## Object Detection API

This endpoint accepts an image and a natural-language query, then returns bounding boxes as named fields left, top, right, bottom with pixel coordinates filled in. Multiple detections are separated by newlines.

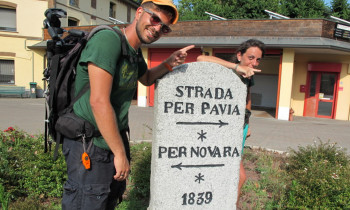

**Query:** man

left=62, top=1, right=194, bottom=209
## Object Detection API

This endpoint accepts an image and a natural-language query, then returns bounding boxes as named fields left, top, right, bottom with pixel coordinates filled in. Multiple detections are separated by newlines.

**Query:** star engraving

left=197, top=130, right=207, bottom=142
left=195, top=173, right=205, bottom=184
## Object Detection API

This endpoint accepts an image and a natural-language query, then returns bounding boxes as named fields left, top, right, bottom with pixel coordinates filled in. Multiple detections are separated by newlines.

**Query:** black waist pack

left=55, top=112, right=100, bottom=139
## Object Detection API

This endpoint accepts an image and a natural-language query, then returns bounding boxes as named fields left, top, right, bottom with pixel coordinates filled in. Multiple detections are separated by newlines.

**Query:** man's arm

left=138, top=45, right=195, bottom=86
left=197, top=55, right=261, bottom=78
left=88, top=63, right=130, bottom=181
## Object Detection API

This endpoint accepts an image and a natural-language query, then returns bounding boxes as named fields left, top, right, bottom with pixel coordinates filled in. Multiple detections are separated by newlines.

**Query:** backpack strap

left=62, top=25, right=120, bottom=112
left=110, top=27, right=145, bottom=64
left=111, top=28, right=129, bottom=59
left=66, top=26, right=128, bottom=108
left=68, top=25, right=143, bottom=107
left=53, top=132, right=63, bottom=161
left=67, top=82, right=90, bottom=111
left=65, top=25, right=142, bottom=139
left=82, top=25, right=143, bottom=65
left=48, top=54, right=61, bottom=110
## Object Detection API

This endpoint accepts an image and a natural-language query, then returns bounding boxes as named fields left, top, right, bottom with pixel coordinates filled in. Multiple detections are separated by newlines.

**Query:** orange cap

left=141, top=0, right=179, bottom=24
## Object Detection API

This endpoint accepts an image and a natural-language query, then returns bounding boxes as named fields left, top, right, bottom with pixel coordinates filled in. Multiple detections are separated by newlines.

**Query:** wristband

left=163, top=62, right=173, bottom=72
left=233, top=63, right=239, bottom=72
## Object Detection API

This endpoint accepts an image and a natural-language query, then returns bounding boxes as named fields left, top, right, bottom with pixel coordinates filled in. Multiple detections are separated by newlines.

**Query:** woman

left=197, top=39, right=266, bottom=207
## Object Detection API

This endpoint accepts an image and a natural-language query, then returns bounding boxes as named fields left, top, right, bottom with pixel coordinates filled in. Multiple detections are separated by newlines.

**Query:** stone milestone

left=148, top=62, right=247, bottom=210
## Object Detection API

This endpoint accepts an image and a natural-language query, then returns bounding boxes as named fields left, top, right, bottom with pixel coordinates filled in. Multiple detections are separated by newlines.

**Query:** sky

left=324, top=0, right=332, bottom=6
left=324, top=0, right=350, bottom=6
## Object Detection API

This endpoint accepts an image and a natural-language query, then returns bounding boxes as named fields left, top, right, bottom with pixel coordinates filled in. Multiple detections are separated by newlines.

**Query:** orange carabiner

left=81, top=134, right=92, bottom=170
left=82, top=152, right=91, bottom=170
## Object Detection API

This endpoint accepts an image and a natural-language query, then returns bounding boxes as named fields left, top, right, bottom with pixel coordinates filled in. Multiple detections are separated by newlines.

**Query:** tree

left=177, top=0, right=337, bottom=21
left=177, top=0, right=283, bottom=20
left=330, top=0, right=350, bottom=20
left=281, top=0, right=328, bottom=18
left=234, top=0, right=283, bottom=19
left=178, top=0, right=234, bottom=20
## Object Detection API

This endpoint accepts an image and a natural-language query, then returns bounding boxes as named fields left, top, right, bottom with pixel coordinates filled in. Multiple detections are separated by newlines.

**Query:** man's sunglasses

left=143, top=8, right=172, bottom=34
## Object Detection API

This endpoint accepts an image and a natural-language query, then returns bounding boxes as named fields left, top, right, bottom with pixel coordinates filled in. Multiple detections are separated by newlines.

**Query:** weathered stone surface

left=149, top=62, right=247, bottom=210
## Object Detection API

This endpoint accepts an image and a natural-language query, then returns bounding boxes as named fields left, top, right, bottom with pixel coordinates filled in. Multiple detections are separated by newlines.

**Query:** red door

left=148, top=48, right=201, bottom=106
left=304, top=72, right=338, bottom=118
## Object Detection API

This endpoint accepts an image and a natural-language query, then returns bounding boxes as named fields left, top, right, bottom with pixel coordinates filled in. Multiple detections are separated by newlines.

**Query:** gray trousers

left=61, top=136, right=129, bottom=210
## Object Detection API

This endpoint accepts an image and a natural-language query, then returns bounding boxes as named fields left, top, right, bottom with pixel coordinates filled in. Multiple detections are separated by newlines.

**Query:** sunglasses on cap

left=143, top=8, right=172, bottom=34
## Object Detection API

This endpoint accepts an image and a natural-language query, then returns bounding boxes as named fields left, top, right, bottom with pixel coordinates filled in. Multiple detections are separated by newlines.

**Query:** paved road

left=0, top=98, right=153, bottom=140
left=0, top=98, right=46, bottom=135
left=1, top=98, right=349, bottom=154
left=247, top=115, right=350, bottom=154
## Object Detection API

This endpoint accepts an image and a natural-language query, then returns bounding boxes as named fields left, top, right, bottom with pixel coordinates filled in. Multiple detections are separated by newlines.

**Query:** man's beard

left=136, top=22, right=159, bottom=44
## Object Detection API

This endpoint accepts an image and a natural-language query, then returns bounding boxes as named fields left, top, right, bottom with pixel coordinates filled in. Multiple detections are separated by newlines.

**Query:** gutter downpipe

left=32, top=52, right=34, bottom=82
left=24, top=40, right=35, bottom=82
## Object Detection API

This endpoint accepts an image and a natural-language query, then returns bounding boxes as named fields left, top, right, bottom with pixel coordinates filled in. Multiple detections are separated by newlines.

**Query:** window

left=68, top=17, right=79, bottom=26
left=0, top=60, right=15, bottom=84
left=91, top=0, right=96, bottom=9
left=109, top=2, right=116, bottom=18
left=69, top=0, right=79, bottom=7
left=0, top=7, right=16, bottom=31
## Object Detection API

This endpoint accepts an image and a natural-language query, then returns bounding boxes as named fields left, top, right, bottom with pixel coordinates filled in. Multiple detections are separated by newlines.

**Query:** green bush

left=9, top=197, right=61, bottom=210
left=117, top=142, right=152, bottom=210
left=0, top=183, right=10, bottom=210
left=2, top=127, right=350, bottom=210
left=241, top=148, right=288, bottom=209
left=0, top=128, right=66, bottom=202
left=0, top=128, right=152, bottom=209
left=285, top=141, right=350, bottom=208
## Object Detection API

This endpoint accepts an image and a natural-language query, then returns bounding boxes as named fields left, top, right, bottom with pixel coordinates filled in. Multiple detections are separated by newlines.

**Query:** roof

left=38, top=19, right=350, bottom=54
left=147, top=36, right=350, bottom=52
left=28, top=41, right=47, bottom=49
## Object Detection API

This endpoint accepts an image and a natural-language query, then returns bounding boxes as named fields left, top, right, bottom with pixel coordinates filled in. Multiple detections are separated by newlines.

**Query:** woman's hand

left=236, top=65, right=261, bottom=78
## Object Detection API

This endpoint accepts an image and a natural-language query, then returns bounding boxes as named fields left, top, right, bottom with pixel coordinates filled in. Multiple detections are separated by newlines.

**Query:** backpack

left=43, top=24, right=143, bottom=160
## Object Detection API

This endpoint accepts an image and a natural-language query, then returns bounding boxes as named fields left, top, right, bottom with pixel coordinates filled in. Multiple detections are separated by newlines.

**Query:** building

left=4, top=1, right=349, bottom=121
left=0, top=0, right=138, bottom=96
left=144, top=19, right=350, bottom=121
left=41, top=18, right=350, bottom=121
left=53, top=0, right=139, bottom=26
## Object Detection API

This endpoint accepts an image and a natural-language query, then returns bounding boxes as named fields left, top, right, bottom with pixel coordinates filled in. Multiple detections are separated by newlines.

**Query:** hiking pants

left=62, top=130, right=130, bottom=210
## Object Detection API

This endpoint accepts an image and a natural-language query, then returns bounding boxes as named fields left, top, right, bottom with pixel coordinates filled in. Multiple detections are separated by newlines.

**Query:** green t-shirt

left=73, top=27, right=147, bottom=150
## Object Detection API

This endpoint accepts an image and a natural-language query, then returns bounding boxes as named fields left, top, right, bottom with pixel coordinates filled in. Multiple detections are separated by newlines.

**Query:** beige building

left=0, top=0, right=138, bottom=96
left=53, top=0, right=138, bottom=26
left=2, top=0, right=350, bottom=122
left=41, top=18, right=350, bottom=122
left=140, top=19, right=350, bottom=121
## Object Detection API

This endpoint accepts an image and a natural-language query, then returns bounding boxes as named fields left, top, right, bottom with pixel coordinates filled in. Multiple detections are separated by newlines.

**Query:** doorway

left=304, top=71, right=339, bottom=118
left=148, top=48, right=201, bottom=106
